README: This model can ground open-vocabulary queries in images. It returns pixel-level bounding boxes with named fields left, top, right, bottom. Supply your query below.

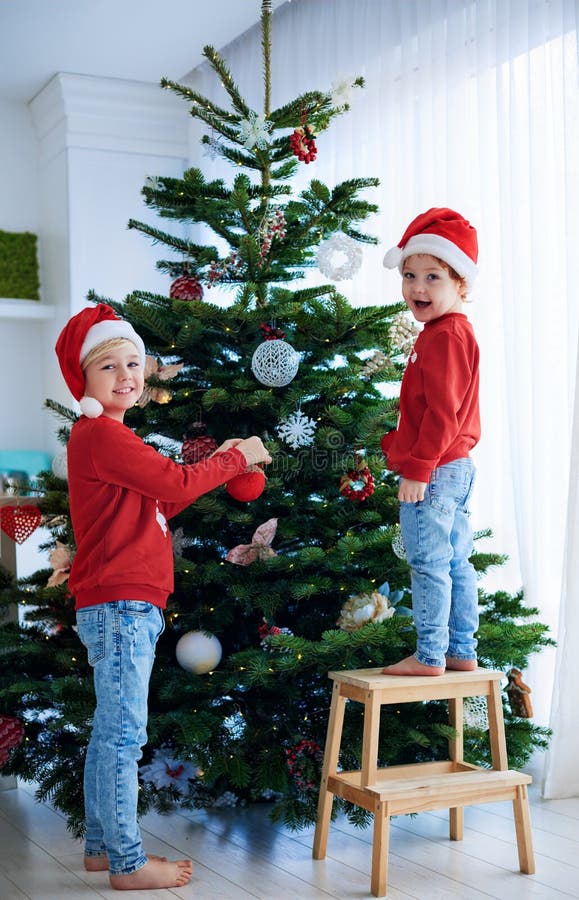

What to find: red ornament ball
left=226, top=468, right=266, bottom=502
left=170, top=275, right=204, bottom=301
left=182, top=423, right=218, bottom=465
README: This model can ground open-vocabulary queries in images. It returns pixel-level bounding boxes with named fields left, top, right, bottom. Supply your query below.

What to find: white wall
left=0, top=319, right=47, bottom=449
left=0, top=99, right=49, bottom=454
left=0, top=100, right=38, bottom=233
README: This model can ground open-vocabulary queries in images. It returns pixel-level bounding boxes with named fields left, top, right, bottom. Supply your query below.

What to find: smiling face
left=82, top=339, right=144, bottom=422
left=401, top=254, right=465, bottom=324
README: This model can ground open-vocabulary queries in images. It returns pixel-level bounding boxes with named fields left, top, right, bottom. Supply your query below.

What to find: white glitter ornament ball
left=175, top=631, right=222, bottom=674
left=317, top=232, right=363, bottom=281
left=464, top=696, right=489, bottom=731
left=51, top=450, right=68, bottom=480
left=391, top=525, right=407, bottom=560
left=251, top=339, right=300, bottom=387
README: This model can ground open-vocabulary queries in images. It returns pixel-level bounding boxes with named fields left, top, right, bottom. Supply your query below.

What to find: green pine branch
left=202, top=45, right=252, bottom=118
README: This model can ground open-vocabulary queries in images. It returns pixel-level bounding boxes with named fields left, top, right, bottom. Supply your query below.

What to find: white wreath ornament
left=317, top=231, right=363, bottom=281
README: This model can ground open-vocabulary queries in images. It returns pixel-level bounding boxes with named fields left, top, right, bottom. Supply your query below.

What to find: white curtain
left=192, top=0, right=579, bottom=794
left=543, top=344, right=579, bottom=797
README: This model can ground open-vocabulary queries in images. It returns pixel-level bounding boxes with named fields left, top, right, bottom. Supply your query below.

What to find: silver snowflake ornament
left=277, top=409, right=317, bottom=449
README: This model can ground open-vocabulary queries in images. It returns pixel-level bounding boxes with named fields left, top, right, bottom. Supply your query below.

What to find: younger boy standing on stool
left=381, top=208, right=480, bottom=676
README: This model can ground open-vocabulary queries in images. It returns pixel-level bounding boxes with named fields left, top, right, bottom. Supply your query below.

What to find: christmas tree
left=0, top=1, right=551, bottom=836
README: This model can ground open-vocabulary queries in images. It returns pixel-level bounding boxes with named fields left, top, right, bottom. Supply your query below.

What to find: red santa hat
left=383, top=207, right=478, bottom=291
left=55, top=303, right=146, bottom=418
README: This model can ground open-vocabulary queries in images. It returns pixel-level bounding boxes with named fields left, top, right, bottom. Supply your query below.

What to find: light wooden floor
left=1, top=776, right=578, bottom=899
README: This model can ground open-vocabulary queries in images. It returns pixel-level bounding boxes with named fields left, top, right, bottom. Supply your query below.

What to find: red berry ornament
left=182, top=423, right=218, bottom=465
left=289, top=125, right=317, bottom=163
left=339, top=466, right=375, bottom=502
left=226, top=468, right=266, bottom=502
left=170, top=275, right=204, bottom=301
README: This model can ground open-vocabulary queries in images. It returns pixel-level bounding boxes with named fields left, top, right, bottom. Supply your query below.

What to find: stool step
left=328, top=763, right=531, bottom=816
left=329, top=666, right=504, bottom=704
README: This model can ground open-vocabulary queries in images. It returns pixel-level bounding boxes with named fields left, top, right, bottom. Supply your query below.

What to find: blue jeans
left=399, top=458, right=478, bottom=669
left=76, top=600, right=165, bottom=875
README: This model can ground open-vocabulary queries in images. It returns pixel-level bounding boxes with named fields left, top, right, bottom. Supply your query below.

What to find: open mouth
left=414, top=300, right=431, bottom=309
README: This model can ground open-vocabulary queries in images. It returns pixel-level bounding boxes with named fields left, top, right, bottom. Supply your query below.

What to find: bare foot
left=445, top=656, right=478, bottom=671
left=382, top=655, right=445, bottom=676
left=84, top=853, right=167, bottom=872
left=110, top=857, right=193, bottom=890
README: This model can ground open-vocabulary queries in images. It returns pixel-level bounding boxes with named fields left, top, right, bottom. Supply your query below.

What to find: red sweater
left=381, top=313, right=480, bottom=483
left=67, top=416, right=246, bottom=609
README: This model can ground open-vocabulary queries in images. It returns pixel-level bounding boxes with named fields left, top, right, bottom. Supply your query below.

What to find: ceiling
left=0, top=0, right=287, bottom=104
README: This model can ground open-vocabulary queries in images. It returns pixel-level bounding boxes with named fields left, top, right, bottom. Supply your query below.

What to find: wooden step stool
left=312, top=667, right=534, bottom=897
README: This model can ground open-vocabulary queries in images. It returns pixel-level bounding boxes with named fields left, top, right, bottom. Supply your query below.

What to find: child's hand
left=212, top=439, right=243, bottom=455
left=236, top=436, right=272, bottom=467
left=398, top=478, right=427, bottom=502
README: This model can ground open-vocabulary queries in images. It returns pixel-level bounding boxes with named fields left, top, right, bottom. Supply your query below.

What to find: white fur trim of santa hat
left=80, top=318, right=146, bottom=367
left=385, top=234, right=478, bottom=290
left=383, top=207, right=479, bottom=292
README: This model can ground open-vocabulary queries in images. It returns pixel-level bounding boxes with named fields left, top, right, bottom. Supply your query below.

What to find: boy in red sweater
left=55, top=304, right=271, bottom=890
left=381, top=208, right=480, bottom=676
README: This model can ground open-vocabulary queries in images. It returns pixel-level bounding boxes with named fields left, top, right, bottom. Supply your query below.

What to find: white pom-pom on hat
left=79, top=396, right=104, bottom=418
left=383, top=245, right=403, bottom=269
